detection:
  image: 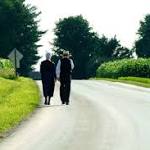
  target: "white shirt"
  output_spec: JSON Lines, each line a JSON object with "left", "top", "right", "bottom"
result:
{"left": 56, "top": 59, "right": 74, "bottom": 79}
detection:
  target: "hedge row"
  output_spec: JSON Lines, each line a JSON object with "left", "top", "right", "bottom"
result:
{"left": 0, "top": 58, "right": 15, "bottom": 79}
{"left": 96, "top": 58, "right": 150, "bottom": 78}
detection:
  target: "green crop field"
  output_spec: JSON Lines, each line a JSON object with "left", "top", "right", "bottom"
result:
{"left": 96, "top": 58, "right": 150, "bottom": 79}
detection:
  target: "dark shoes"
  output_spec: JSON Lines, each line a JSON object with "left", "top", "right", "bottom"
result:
{"left": 44, "top": 97, "right": 51, "bottom": 105}
{"left": 62, "top": 101, "right": 69, "bottom": 105}
{"left": 44, "top": 100, "right": 50, "bottom": 105}
{"left": 66, "top": 102, "right": 69, "bottom": 105}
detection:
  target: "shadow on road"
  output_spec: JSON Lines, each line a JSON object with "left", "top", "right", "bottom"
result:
{"left": 37, "top": 104, "right": 64, "bottom": 108}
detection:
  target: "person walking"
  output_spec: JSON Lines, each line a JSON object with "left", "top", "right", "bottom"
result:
{"left": 40, "top": 53, "right": 56, "bottom": 105}
{"left": 56, "top": 51, "right": 74, "bottom": 105}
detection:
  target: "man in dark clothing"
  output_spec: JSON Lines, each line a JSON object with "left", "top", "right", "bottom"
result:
{"left": 40, "top": 53, "right": 56, "bottom": 105}
{"left": 56, "top": 51, "right": 74, "bottom": 105}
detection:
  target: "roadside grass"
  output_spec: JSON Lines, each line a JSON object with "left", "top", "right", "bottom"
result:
{"left": 91, "top": 77, "right": 150, "bottom": 88}
{"left": 0, "top": 77, "right": 40, "bottom": 135}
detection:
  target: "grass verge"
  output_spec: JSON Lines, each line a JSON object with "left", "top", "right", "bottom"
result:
{"left": 91, "top": 77, "right": 150, "bottom": 88}
{"left": 0, "top": 77, "right": 40, "bottom": 135}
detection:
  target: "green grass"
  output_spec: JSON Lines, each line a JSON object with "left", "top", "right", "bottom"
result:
{"left": 92, "top": 77, "right": 150, "bottom": 88}
{"left": 0, "top": 77, "right": 40, "bottom": 135}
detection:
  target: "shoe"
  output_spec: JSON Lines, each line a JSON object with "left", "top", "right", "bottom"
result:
{"left": 66, "top": 102, "right": 69, "bottom": 105}
{"left": 47, "top": 100, "right": 50, "bottom": 105}
{"left": 48, "top": 97, "right": 51, "bottom": 105}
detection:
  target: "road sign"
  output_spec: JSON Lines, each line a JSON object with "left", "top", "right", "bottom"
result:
{"left": 8, "top": 48, "right": 23, "bottom": 68}
{"left": 8, "top": 48, "right": 23, "bottom": 76}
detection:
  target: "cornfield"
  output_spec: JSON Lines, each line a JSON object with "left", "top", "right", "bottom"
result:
{"left": 96, "top": 58, "right": 150, "bottom": 79}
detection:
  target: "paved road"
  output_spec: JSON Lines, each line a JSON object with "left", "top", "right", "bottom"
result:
{"left": 0, "top": 80, "right": 150, "bottom": 150}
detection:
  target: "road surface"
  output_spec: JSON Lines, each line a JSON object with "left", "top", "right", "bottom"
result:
{"left": 0, "top": 80, "right": 150, "bottom": 150}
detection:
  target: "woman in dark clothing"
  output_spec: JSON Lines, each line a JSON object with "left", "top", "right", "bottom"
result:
{"left": 40, "top": 53, "right": 56, "bottom": 105}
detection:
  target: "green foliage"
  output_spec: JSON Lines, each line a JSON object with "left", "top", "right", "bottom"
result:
{"left": 53, "top": 15, "right": 128, "bottom": 78}
{"left": 135, "top": 14, "right": 150, "bottom": 57}
{"left": 97, "top": 35, "right": 120, "bottom": 58}
{"left": 90, "top": 36, "right": 133, "bottom": 77}
{"left": 0, "top": 59, "right": 13, "bottom": 68}
{"left": 53, "top": 15, "right": 98, "bottom": 79}
{"left": 0, "top": 58, "right": 15, "bottom": 79}
{"left": 0, "top": 77, "right": 40, "bottom": 134}
{"left": 96, "top": 58, "right": 150, "bottom": 78}
{"left": 0, "top": 0, "right": 45, "bottom": 76}
{"left": 112, "top": 46, "right": 133, "bottom": 59}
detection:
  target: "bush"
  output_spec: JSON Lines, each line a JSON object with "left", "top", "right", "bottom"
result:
{"left": 96, "top": 58, "right": 150, "bottom": 78}
{"left": 0, "top": 58, "right": 15, "bottom": 79}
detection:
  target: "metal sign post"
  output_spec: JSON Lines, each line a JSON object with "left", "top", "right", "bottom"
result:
{"left": 8, "top": 48, "right": 23, "bottom": 77}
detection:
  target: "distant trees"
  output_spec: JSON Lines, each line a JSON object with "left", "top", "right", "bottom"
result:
{"left": 112, "top": 46, "right": 133, "bottom": 59}
{"left": 53, "top": 15, "right": 132, "bottom": 78}
{"left": 88, "top": 36, "right": 119, "bottom": 77}
{"left": 135, "top": 14, "right": 150, "bottom": 58}
{"left": 53, "top": 15, "right": 98, "bottom": 78}
{"left": 0, "top": 0, "right": 44, "bottom": 76}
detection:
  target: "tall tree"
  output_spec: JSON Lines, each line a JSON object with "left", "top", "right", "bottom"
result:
{"left": 0, "top": 0, "right": 44, "bottom": 75}
{"left": 87, "top": 36, "right": 122, "bottom": 76}
{"left": 135, "top": 14, "right": 150, "bottom": 57}
{"left": 53, "top": 15, "right": 98, "bottom": 79}
{"left": 52, "top": 15, "right": 127, "bottom": 78}
{"left": 112, "top": 46, "right": 133, "bottom": 59}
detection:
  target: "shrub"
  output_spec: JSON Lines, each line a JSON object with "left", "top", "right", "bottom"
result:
{"left": 0, "top": 58, "right": 15, "bottom": 79}
{"left": 96, "top": 58, "right": 150, "bottom": 78}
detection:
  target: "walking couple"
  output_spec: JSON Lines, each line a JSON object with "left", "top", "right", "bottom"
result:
{"left": 40, "top": 51, "right": 74, "bottom": 105}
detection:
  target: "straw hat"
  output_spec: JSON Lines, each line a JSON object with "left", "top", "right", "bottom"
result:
{"left": 62, "top": 51, "right": 70, "bottom": 57}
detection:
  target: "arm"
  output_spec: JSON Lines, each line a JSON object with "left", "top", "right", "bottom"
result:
{"left": 52, "top": 63, "right": 56, "bottom": 80}
{"left": 56, "top": 60, "right": 61, "bottom": 79}
{"left": 40, "top": 62, "right": 44, "bottom": 79}
{"left": 70, "top": 59, "right": 74, "bottom": 70}
{"left": 40, "top": 63, "right": 42, "bottom": 73}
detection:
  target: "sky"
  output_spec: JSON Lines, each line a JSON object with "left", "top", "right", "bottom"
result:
{"left": 25, "top": 0, "right": 150, "bottom": 70}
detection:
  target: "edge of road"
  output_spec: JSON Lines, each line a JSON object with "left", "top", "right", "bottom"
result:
{"left": 93, "top": 80, "right": 150, "bottom": 93}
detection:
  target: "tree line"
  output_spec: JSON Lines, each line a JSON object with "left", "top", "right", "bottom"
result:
{"left": 0, "top": 0, "right": 150, "bottom": 78}
{"left": 52, "top": 15, "right": 150, "bottom": 78}
{"left": 0, "top": 0, "right": 44, "bottom": 76}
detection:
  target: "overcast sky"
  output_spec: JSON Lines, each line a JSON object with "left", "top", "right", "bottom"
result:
{"left": 25, "top": 0, "right": 150, "bottom": 69}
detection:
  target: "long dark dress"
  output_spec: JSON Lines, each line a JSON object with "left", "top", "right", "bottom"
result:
{"left": 40, "top": 60, "right": 55, "bottom": 97}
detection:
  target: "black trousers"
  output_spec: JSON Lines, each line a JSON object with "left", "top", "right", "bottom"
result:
{"left": 60, "top": 76, "right": 71, "bottom": 104}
